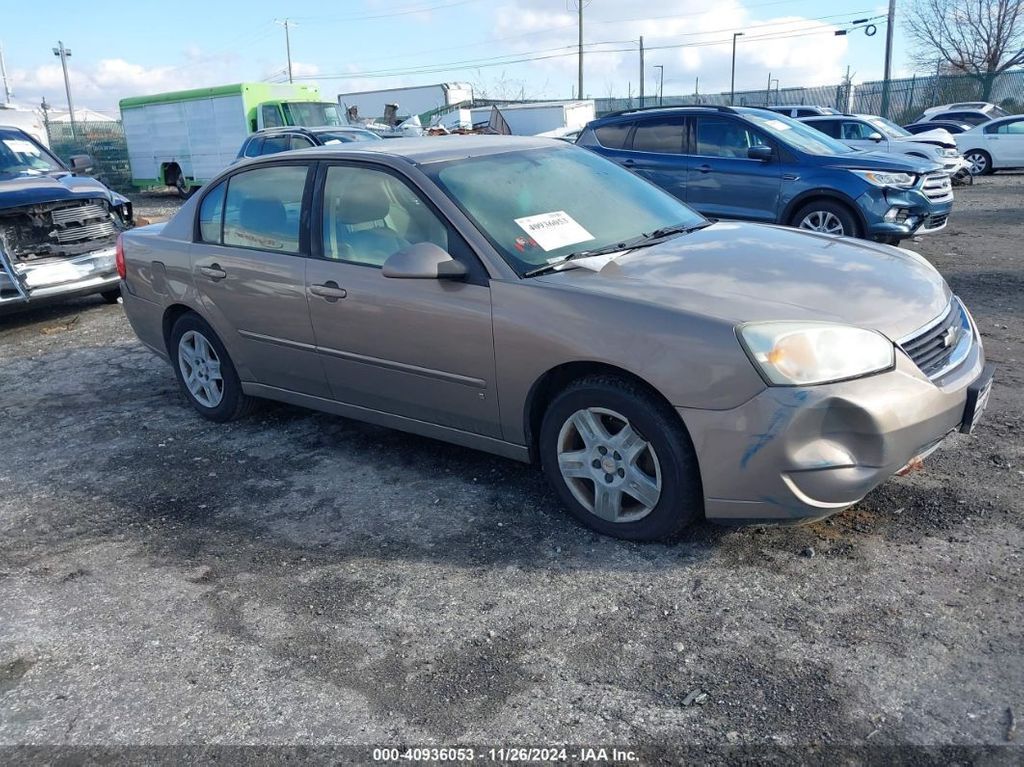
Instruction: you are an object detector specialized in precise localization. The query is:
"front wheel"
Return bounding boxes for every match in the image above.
[964,149,992,176]
[169,313,258,422]
[539,375,703,541]
[792,200,860,238]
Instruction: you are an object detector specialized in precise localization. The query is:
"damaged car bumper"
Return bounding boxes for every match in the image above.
[0,246,120,305]
[680,297,990,523]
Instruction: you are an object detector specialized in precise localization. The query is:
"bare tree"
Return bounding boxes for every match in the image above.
[906,0,1024,100]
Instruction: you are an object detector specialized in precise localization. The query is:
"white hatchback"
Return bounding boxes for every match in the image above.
[956,115,1024,175]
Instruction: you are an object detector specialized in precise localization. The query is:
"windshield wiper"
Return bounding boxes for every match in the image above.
[522,221,712,278]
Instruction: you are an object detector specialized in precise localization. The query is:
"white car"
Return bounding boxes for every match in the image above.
[955,114,1024,175]
[914,102,1009,126]
[800,114,965,175]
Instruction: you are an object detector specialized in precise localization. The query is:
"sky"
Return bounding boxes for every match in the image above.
[0,0,914,115]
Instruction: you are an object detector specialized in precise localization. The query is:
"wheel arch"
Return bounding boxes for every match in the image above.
[161,162,183,186]
[781,189,867,235]
[523,360,687,463]
[162,303,196,355]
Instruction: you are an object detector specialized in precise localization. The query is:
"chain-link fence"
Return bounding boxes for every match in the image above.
[595,69,1024,121]
[45,121,133,193]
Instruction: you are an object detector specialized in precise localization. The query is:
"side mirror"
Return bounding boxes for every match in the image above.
[382,241,467,280]
[747,145,773,162]
[69,154,95,174]
[868,132,884,142]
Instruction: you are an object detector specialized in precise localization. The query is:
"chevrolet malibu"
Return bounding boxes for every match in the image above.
[118,136,993,541]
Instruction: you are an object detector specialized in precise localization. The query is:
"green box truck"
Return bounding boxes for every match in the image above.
[120,83,344,197]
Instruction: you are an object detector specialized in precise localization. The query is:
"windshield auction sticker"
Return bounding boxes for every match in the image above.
[514,211,594,252]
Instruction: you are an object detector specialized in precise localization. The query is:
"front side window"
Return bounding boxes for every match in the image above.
[289,135,315,150]
[261,104,284,128]
[425,144,705,274]
[742,111,854,155]
[222,165,307,254]
[841,121,876,140]
[631,118,685,153]
[322,165,450,266]
[696,117,768,158]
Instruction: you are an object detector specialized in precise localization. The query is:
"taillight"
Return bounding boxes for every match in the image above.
[115,233,126,279]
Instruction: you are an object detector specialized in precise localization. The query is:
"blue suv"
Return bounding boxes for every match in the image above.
[576,105,953,243]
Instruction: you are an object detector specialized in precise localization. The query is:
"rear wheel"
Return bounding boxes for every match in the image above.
[792,200,860,238]
[964,149,992,175]
[539,375,702,541]
[169,313,257,422]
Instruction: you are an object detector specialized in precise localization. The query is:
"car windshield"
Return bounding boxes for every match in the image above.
[864,116,911,138]
[314,130,382,143]
[282,102,346,127]
[424,144,706,274]
[743,111,855,155]
[0,128,65,178]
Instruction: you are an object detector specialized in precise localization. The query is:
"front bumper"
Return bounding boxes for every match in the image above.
[679,325,987,523]
[859,185,954,240]
[0,246,119,306]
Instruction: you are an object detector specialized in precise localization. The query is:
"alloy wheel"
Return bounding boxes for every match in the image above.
[966,151,988,175]
[798,210,845,235]
[178,330,224,408]
[556,407,662,523]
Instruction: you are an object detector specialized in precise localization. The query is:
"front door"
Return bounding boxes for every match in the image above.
[686,115,782,221]
[305,163,501,438]
[191,162,329,397]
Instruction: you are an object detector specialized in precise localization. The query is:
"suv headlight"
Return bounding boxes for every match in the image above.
[849,169,917,189]
[941,148,959,158]
[738,322,895,385]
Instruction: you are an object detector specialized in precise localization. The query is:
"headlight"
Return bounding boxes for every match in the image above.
[849,169,917,189]
[941,148,959,158]
[739,322,895,386]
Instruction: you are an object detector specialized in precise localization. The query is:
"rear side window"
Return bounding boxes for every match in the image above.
[221,165,308,254]
[594,123,632,149]
[631,119,685,153]
[198,182,226,243]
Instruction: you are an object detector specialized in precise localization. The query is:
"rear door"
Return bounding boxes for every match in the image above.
[686,115,782,221]
[985,117,1024,165]
[191,162,329,397]
[617,116,689,201]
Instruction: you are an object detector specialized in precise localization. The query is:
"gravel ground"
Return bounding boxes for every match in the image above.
[0,181,1021,759]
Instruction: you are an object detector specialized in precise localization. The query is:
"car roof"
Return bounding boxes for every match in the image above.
[261,134,565,165]
[253,125,369,136]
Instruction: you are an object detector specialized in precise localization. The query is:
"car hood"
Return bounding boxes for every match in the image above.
[0,172,123,209]
[825,150,942,174]
[893,129,956,149]
[535,221,951,341]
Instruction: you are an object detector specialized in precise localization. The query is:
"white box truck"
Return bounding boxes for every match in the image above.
[469,101,596,136]
[120,83,343,197]
[338,82,473,124]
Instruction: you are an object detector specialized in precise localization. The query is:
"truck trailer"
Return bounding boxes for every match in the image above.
[338,82,473,124]
[120,83,343,197]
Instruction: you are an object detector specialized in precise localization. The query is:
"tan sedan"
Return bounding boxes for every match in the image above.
[117,137,993,540]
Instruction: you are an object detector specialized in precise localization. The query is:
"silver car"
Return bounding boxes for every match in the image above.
[118,136,994,541]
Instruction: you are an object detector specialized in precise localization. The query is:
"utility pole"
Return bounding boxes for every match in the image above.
[879,0,896,118]
[654,64,664,106]
[52,41,76,139]
[730,32,744,105]
[0,42,12,105]
[765,71,773,106]
[277,19,294,84]
[576,0,584,102]
[638,36,647,108]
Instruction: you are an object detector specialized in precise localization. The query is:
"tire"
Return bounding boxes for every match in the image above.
[791,200,860,238]
[964,149,993,176]
[172,166,194,199]
[100,288,122,304]
[539,375,703,541]
[169,313,258,422]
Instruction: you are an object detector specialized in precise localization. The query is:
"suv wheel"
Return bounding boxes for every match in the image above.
[169,313,257,422]
[964,149,992,175]
[792,200,859,238]
[539,375,702,541]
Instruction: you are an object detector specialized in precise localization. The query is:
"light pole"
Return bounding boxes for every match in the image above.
[52,41,76,140]
[654,65,664,106]
[730,32,744,106]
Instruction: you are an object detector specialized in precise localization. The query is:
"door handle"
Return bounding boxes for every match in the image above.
[309,281,347,301]
[199,264,227,281]
[696,164,713,174]
[621,158,636,167]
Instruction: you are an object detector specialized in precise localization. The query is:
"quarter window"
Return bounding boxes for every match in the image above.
[631,119,685,153]
[697,117,769,158]
[198,182,225,243]
[321,165,450,267]
[222,165,307,254]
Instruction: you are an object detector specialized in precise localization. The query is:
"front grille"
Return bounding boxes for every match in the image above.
[900,298,971,379]
[53,220,116,244]
[921,172,953,202]
[51,203,107,226]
